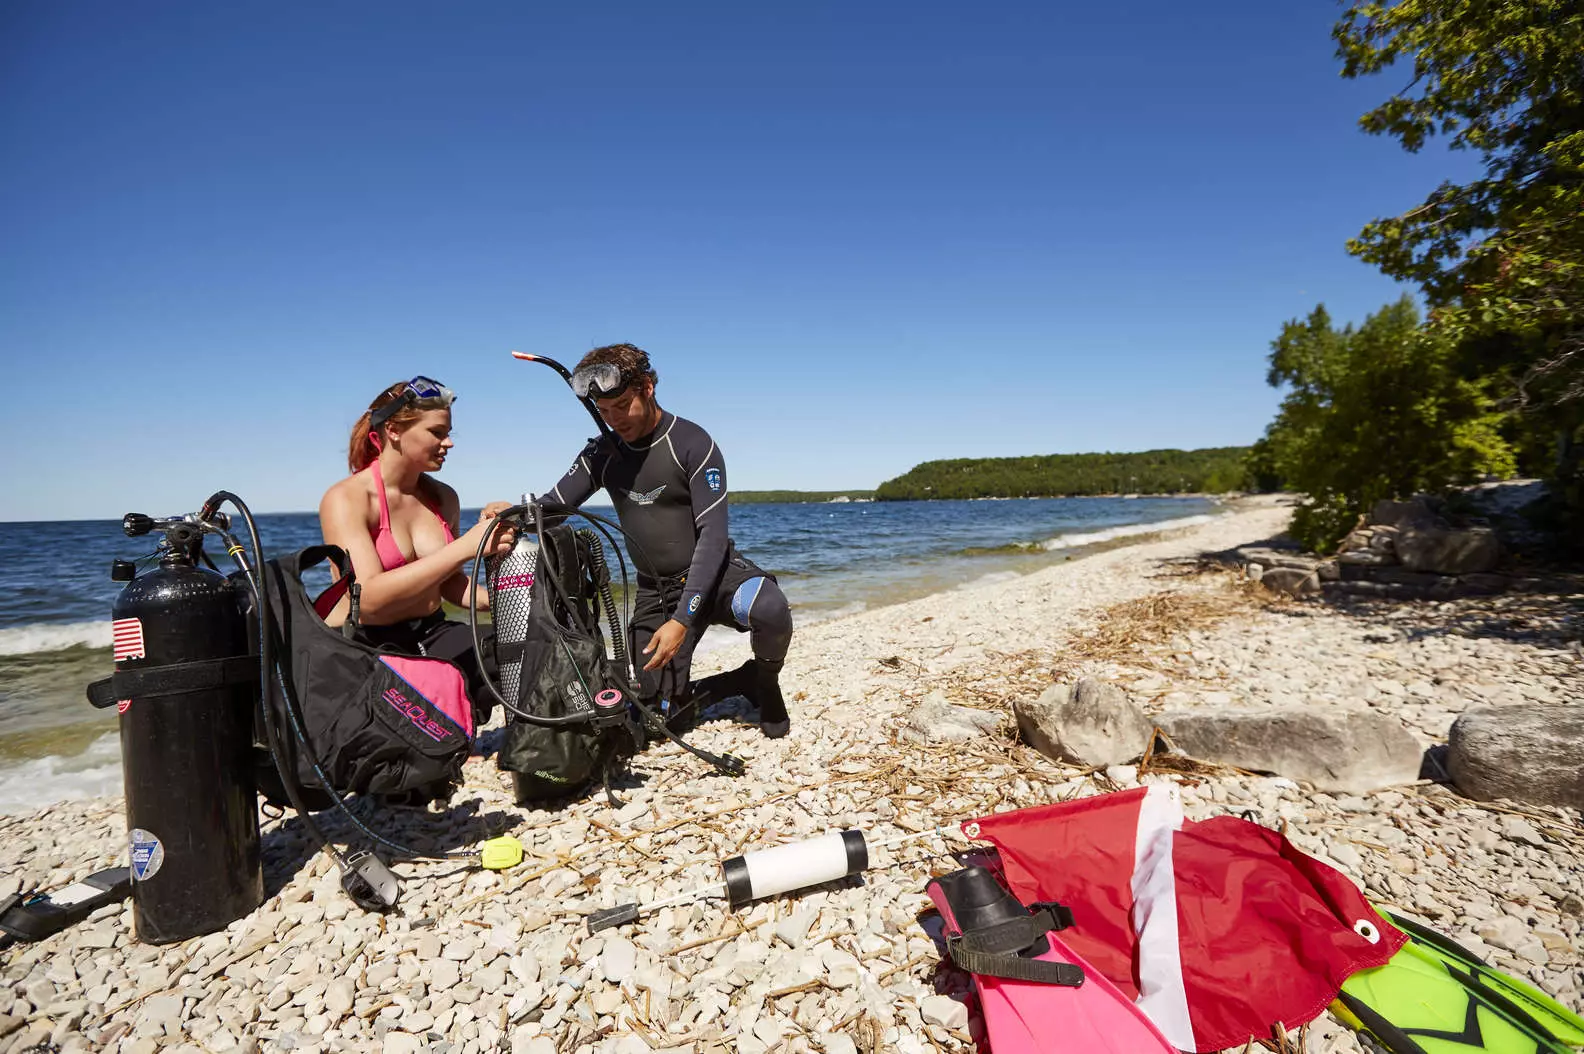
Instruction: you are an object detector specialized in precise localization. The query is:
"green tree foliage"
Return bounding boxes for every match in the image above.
[874,448,1250,501]
[1261,298,1514,551]
[1335,0,1583,505]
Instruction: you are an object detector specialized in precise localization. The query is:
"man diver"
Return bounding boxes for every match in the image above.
[538,344,794,738]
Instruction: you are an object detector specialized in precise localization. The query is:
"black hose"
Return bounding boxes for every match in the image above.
[199,491,349,870]
[208,491,473,864]
[577,529,627,670]
[470,497,742,778]
[467,504,593,727]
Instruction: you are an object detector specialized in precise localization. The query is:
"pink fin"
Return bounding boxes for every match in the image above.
[927,869,1176,1053]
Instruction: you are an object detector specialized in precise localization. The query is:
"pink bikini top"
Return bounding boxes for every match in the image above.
[369,461,454,571]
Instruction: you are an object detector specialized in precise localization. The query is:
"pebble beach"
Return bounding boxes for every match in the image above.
[2,496,1580,1054]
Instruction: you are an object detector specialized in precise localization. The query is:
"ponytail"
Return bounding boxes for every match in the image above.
[347,408,382,473]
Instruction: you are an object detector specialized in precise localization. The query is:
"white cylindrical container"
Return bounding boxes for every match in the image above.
[720,830,869,908]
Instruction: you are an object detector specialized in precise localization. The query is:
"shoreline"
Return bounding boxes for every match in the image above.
[0,500,1227,809]
[2,496,1578,1054]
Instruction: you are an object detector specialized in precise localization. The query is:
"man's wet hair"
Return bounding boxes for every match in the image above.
[577,344,657,388]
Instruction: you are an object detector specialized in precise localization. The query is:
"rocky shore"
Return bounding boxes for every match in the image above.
[2,497,1580,1054]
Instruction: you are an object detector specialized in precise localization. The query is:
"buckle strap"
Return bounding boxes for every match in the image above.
[945,904,1084,987]
[86,654,257,709]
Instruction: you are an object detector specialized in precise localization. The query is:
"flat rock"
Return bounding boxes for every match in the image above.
[1447,705,1584,810]
[383,1033,423,1054]
[599,937,637,984]
[1395,525,1501,575]
[1014,678,1153,768]
[1258,566,1320,597]
[1158,708,1423,793]
[900,691,1003,744]
[920,994,969,1030]
[1236,547,1320,573]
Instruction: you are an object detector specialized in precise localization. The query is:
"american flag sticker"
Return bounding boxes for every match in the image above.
[112,618,146,662]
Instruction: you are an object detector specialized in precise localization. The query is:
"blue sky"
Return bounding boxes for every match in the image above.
[1,2,1476,520]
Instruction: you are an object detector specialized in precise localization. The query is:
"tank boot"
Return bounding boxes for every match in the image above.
[754,657,790,739]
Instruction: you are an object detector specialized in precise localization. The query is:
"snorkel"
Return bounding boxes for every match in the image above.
[509,351,617,441]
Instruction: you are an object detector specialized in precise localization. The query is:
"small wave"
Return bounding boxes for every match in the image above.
[1040,514,1216,552]
[959,541,1042,556]
[0,732,123,814]
[0,620,113,657]
[955,570,1022,591]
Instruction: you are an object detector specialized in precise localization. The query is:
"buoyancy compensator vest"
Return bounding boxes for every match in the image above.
[494,522,643,801]
[259,545,473,804]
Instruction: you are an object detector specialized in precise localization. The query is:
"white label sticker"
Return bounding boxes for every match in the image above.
[48,881,105,907]
[129,828,164,882]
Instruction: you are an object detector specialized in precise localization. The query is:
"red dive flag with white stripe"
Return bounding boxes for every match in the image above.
[112,618,146,662]
[963,786,1406,1053]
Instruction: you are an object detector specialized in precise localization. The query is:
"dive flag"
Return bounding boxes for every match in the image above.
[963,786,1406,1053]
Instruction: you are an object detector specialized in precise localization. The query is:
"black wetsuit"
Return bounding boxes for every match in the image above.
[542,411,792,713]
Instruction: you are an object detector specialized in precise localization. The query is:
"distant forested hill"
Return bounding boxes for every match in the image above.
[875,448,1251,500]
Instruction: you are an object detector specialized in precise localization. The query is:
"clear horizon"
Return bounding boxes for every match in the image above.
[2,2,1477,521]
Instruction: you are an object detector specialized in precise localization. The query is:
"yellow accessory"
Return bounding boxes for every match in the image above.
[479,835,524,871]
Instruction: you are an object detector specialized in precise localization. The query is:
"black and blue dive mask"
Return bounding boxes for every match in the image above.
[369,375,456,430]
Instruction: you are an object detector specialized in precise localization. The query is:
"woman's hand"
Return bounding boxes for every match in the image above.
[461,503,516,558]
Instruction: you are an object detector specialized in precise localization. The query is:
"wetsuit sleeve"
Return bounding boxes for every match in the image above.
[541,438,605,511]
[674,438,729,626]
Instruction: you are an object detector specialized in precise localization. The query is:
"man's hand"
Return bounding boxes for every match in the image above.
[642,619,688,671]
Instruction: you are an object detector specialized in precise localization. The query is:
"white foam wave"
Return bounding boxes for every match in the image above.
[955,570,1022,591]
[1040,514,1216,552]
[0,620,113,657]
[0,733,123,815]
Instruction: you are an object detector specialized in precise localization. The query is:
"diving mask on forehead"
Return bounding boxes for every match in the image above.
[369,375,455,430]
[570,362,631,400]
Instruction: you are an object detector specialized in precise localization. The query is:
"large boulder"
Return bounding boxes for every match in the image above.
[1014,678,1154,768]
[1395,524,1502,575]
[1370,499,1439,529]
[1156,709,1423,793]
[1446,705,1584,810]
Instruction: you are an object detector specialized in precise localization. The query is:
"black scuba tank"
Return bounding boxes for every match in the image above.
[92,526,264,944]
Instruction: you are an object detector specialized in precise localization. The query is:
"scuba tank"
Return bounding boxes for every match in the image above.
[86,513,264,944]
[478,500,744,805]
[488,493,539,709]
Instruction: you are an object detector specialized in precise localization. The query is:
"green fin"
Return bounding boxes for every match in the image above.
[1383,910,1584,1047]
[1330,910,1583,1054]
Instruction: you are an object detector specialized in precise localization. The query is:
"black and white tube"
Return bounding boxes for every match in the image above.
[721,830,869,909]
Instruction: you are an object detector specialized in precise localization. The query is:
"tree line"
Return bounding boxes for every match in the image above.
[874,448,1250,501]
[1251,1,1581,553]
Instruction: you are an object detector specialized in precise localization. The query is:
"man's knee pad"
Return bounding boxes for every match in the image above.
[733,577,792,661]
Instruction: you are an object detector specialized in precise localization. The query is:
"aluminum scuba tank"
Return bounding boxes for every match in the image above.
[98,524,264,944]
[488,496,538,709]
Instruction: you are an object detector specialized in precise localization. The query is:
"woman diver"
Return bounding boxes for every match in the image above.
[318,376,513,727]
